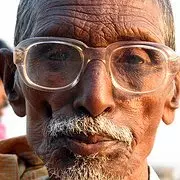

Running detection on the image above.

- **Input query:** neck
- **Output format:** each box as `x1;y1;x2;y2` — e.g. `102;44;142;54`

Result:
125;161;149;180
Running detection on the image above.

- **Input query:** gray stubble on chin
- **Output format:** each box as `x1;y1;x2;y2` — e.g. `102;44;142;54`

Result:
42;112;133;180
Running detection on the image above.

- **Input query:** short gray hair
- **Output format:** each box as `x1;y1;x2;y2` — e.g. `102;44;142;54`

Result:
157;0;175;49
14;0;175;50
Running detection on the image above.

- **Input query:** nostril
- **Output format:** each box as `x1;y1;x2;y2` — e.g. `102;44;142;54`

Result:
76;106;114;118
104;107;112;113
76;106;91;116
73;95;115;117
45;101;52;118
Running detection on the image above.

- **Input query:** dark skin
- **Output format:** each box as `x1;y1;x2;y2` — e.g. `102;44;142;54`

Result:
0;0;180;179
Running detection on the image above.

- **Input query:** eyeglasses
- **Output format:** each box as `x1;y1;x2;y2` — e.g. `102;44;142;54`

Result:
14;37;180;94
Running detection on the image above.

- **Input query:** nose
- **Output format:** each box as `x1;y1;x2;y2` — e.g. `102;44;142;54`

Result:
73;60;115;117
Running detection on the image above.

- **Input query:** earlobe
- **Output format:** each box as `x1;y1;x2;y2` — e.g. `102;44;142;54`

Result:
0;48;26;117
162;74;180;125
162;104;175;125
8;73;26;117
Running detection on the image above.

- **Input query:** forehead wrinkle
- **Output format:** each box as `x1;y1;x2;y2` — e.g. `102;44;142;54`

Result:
37;0;153;9
32;22;164;48
36;1;161;22
35;0;163;28
31;1;164;46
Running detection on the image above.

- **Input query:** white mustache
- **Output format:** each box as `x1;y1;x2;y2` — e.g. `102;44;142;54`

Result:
47;113;133;146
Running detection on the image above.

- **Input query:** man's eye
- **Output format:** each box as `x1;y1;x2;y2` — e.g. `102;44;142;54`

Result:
126;55;144;64
48;52;69;61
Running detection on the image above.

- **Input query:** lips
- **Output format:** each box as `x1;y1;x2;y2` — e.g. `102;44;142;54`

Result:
65;134;118;156
68;133;113;144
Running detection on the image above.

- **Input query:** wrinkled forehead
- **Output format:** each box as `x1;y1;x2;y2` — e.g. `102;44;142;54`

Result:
31;0;165;46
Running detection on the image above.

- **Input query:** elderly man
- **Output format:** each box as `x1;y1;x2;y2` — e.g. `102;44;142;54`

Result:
0;0;179;179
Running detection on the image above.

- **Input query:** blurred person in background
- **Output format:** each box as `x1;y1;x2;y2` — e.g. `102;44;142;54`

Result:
0;79;7;139
155;167;174;180
0;40;9;140
0;40;9;50
0;0;180;180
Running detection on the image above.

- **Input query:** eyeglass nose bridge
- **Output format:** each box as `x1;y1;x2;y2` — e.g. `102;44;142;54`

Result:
84;47;106;64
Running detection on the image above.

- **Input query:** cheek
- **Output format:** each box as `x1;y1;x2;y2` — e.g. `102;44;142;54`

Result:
26;102;46;151
116;95;166;164
115;94;165;142
141;95;165;131
23;86;76;151
21;80;75;113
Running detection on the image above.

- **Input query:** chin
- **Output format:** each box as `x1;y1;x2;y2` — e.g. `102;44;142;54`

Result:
37;138;136;180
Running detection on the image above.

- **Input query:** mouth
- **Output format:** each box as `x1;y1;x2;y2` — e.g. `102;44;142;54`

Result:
65;134;119;156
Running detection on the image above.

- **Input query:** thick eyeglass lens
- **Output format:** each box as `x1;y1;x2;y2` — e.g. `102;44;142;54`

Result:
110;47;167;92
25;42;83;88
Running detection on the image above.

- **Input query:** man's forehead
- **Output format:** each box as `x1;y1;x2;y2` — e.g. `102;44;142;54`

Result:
31;0;165;46
36;0;157;8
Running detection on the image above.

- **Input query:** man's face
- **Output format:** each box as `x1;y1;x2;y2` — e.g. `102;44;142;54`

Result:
15;0;176;179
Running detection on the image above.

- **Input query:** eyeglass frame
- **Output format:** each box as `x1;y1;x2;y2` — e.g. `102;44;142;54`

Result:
13;37;180;94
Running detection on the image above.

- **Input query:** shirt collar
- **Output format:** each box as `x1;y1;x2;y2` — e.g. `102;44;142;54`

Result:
149;166;160;180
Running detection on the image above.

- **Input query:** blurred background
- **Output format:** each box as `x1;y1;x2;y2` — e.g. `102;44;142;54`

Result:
0;0;179;179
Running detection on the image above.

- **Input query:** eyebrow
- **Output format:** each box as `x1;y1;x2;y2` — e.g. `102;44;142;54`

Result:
113;35;159;43
32;23;163;47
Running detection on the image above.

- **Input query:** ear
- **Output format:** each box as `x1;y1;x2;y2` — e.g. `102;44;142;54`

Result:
162;73;180;125
0;48;26;117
